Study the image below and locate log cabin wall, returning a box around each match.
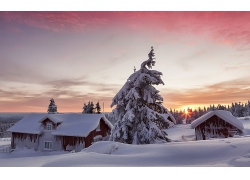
[195,115,238,140]
[95,119,111,137]
[60,118,111,151]
[11,132,39,150]
[85,130,96,148]
[61,136,85,151]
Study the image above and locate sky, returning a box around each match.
[1,10,250,112]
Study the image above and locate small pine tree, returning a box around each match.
[82,103,88,113]
[47,98,58,114]
[90,102,95,113]
[96,101,101,114]
[246,101,250,116]
[109,47,174,145]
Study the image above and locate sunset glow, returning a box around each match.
[1,11,250,112]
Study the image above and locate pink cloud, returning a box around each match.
[116,12,250,50]
[1,12,250,48]
[0,12,109,33]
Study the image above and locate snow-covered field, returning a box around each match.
[1,118,250,168]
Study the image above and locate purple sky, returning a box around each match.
[0,11,250,112]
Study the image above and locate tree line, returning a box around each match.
[170,100,250,124]
[82,101,101,114]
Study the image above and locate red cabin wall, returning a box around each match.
[85,118,111,147]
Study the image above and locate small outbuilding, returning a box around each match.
[191,110,244,140]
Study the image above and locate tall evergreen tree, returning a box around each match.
[109,47,174,144]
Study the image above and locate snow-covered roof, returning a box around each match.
[7,113,45,134]
[8,113,113,137]
[51,114,113,137]
[191,110,244,131]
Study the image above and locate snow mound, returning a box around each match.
[41,137,250,167]
[81,141,119,154]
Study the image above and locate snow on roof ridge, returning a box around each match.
[37,114,63,124]
[191,110,244,130]
[101,114,114,129]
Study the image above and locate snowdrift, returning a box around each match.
[41,137,250,167]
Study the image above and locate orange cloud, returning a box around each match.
[1,77,250,113]
[0,78,120,113]
[162,77,250,110]
[0,91,114,113]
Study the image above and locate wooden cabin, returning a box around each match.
[191,110,244,140]
[8,113,113,152]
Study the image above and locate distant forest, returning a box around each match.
[170,100,250,124]
[1,100,250,138]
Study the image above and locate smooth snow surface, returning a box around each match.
[191,110,244,130]
[165,124,196,142]
[42,138,250,167]
[1,118,250,167]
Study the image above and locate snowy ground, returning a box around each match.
[1,118,250,168]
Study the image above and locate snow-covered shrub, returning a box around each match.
[93,135,103,142]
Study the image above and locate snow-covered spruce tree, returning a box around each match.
[82,103,88,113]
[245,101,250,116]
[96,101,101,114]
[89,101,95,113]
[109,46,173,144]
[47,98,58,114]
[82,101,95,114]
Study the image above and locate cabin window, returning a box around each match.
[44,141,52,150]
[96,123,100,131]
[46,123,52,130]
